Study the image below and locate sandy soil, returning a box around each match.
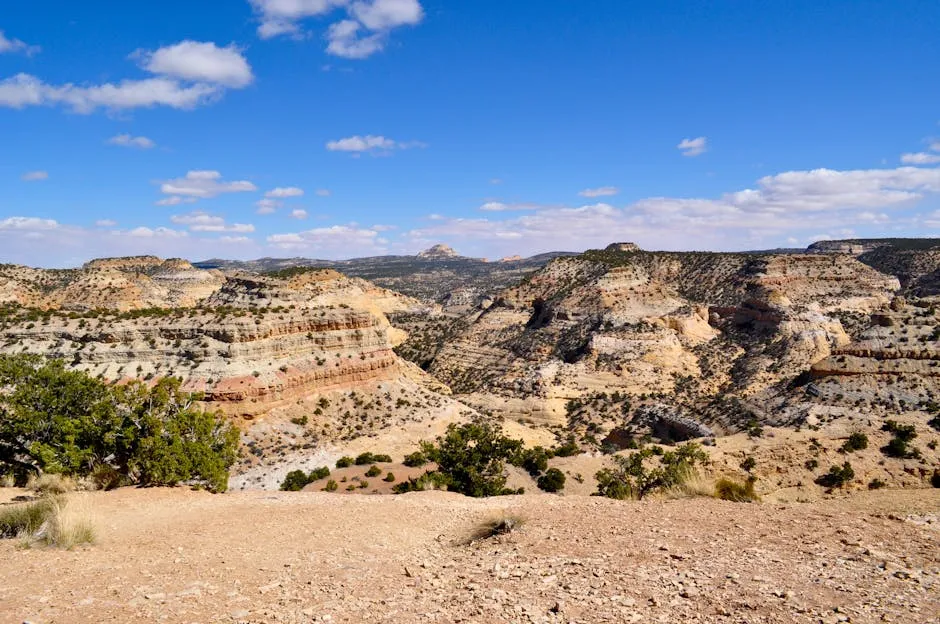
[1,487,937,624]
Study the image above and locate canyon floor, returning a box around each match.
[1,488,937,624]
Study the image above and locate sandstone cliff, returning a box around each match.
[426,248,902,430]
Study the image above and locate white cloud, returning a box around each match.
[160,170,258,199]
[479,202,538,212]
[267,224,387,254]
[21,170,48,181]
[327,134,395,152]
[678,137,708,157]
[930,141,940,153]
[0,216,264,267]
[0,31,39,56]
[579,186,619,198]
[108,134,156,149]
[256,198,280,214]
[0,73,222,113]
[290,209,309,219]
[0,40,252,114]
[405,165,940,257]
[250,0,351,39]
[0,216,59,230]
[901,152,940,165]
[156,196,198,207]
[350,0,423,30]
[170,211,256,233]
[326,20,386,59]
[95,219,118,227]
[126,226,189,239]
[265,186,305,198]
[316,189,332,196]
[326,134,424,153]
[250,0,423,59]
[136,41,254,88]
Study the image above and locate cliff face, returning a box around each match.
[427,250,902,428]
[0,259,432,419]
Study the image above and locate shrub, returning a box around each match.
[309,466,331,481]
[354,452,393,466]
[290,416,308,427]
[879,421,920,458]
[0,356,238,493]
[537,468,566,493]
[739,457,756,473]
[323,479,338,492]
[280,470,311,492]
[715,477,759,502]
[383,472,396,482]
[403,451,428,467]
[552,438,581,458]
[358,480,369,489]
[364,465,382,478]
[90,464,127,491]
[392,471,451,494]
[594,443,707,500]
[516,446,551,476]
[839,432,868,454]
[868,478,887,490]
[931,470,940,489]
[804,459,819,470]
[815,462,855,488]
[418,423,524,497]
[336,456,354,468]
[928,415,940,432]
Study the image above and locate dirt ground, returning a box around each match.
[0,487,937,624]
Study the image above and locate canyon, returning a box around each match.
[0,240,938,495]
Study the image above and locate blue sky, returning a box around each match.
[1,0,939,267]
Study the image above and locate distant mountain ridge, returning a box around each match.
[194,246,579,307]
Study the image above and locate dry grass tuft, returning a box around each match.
[715,477,760,502]
[0,494,96,549]
[26,473,76,496]
[41,495,96,549]
[0,473,15,488]
[662,470,717,499]
[463,513,525,545]
[0,497,56,538]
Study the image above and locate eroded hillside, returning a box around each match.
[0,258,480,488]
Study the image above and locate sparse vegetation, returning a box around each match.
[815,462,855,488]
[0,495,95,548]
[402,423,525,498]
[839,432,869,454]
[403,451,428,467]
[715,477,759,502]
[594,443,708,500]
[0,355,238,493]
[354,452,393,466]
[536,468,566,493]
[881,421,919,459]
[364,465,382,478]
